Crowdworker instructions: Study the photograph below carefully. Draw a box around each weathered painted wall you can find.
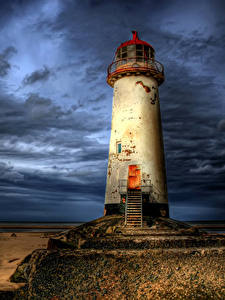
[105,75,167,205]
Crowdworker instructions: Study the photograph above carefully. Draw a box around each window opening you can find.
[136,44,143,50]
[117,143,122,154]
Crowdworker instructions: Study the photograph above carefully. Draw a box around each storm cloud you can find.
[23,66,51,85]
[0,46,17,77]
[0,0,224,221]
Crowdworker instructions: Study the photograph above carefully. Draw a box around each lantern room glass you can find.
[116,45,154,62]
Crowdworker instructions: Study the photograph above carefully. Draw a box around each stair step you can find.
[127,221,142,222]
[126,191,142,227]
[127,215,142,217]
[127,200,141,201]
[127,200,142,202]
[127,200,142,201]
[127,208,142,210]
[126,222,142,224]
[127,207,142,209]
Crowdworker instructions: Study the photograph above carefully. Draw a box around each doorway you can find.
[128,165,141,190]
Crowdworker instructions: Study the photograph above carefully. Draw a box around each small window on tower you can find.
[150,49,154,59]
[136,50,143,57]
[144,46,150,59]
[117,143,122,154]
[136,44,143,50]
[122,52,127,58]
[116,49,121,60]
[127,45,136,58]
[121,46,127,59]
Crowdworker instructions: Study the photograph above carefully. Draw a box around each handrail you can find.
[107,57,164,77]
[125,194,128,226]
[119,178,165,197]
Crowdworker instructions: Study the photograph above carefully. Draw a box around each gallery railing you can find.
[107,57,164,77]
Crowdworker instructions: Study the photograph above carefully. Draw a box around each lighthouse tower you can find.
[105,31,168,225]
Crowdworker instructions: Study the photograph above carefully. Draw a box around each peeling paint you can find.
[136,80,151,93]
[124,149,132,156]
[151,92,158,105]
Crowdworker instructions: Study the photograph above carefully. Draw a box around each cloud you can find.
[0,46,17,77]
[23,66,51,85]
[189,165,225,177]
[0,92,108,138]
[217,119,225,131]
[0,162,24,182]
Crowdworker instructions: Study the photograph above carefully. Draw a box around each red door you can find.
[128,165,141,189]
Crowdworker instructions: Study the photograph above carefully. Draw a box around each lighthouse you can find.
[104,31,168,226]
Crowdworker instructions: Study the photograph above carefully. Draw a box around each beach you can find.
[0,232,50,291]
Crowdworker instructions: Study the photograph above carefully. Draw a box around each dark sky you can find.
[0,0,224,222]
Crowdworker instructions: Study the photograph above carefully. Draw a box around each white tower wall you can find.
[105,75,167,205]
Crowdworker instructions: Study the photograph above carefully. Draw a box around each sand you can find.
[0,232,50,291]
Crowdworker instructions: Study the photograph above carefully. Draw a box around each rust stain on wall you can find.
[136,81,151,93]
[111,189,117,194]
[151,92,157,105]
[118,158,131,162]
[124,149,132,156]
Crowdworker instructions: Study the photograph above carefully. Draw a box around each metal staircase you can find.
[125,190,142,227]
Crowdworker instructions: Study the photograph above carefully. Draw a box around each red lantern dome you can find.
[107,31,164,87]
[116,31,154,52]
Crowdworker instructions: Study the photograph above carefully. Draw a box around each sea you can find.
[0,222,84,233]
[186,221,225,234]
[0,221,224,233]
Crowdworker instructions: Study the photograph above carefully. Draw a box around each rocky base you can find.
[8,248,225,299]
[54,215,225,250]
[5,215,225,299]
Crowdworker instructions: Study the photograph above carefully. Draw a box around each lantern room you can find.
[107,31,164,87]
[116,31,155,61]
